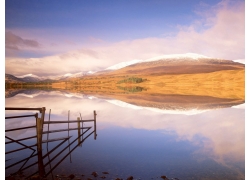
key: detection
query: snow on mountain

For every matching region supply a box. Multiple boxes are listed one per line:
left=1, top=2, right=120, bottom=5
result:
left=59, top=71, right=97, bottom=79
left=105, top=53, right=212, bottom=71
left=88, top=96, right=98, bottom=100
left=106, top=99, right=143, bottom=110
left=8, top=53, right=241, bottom=80
left=145, top=53, right=211, bottom=62
left=233, top=59, right=245, bottom=64
left=16, top=93, right=40, bottom=98
left=105, top=99, right=208, bottom=115
left=105, top=59, right=143, bottom=70
left=63, top=73, right=73, bottom=77
left=63, top=92, right=85, bottom=98
left=16, top=74, right=41, bottom=79
left=231, top=103, right=245, bottom=109
left=15, top=73, right=45, bottom=82
left=87, top=71, right=96, bottom=74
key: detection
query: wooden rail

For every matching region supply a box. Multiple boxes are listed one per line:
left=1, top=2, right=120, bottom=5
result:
left=5, top=107, right=97, bottom=178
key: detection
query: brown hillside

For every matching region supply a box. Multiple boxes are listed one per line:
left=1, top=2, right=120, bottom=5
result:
left=106, top=59, right=244, bottom=76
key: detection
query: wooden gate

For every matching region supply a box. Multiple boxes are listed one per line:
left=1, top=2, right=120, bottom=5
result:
left=5, top=107, right=97, bottom=179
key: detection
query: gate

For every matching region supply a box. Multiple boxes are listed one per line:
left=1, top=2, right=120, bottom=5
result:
left=5, top=107, right=97, bottom=179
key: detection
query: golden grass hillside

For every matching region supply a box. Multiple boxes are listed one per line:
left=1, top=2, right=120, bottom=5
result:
left=54, top=69, right=244, bottom=100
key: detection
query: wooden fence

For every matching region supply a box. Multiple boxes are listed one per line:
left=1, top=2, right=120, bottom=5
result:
left=5, top=107, right=97, bottom=179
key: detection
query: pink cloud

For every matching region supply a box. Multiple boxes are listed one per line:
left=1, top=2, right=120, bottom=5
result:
left=5, top=31, right=41, bottom=50
left=5, top=1, right=245, bottom=76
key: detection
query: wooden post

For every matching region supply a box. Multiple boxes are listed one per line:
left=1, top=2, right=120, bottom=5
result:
left=40, top=107, right=46, bottom=125
left=36, top=117, right=45, bottom=177
left=67, top=110, right=72, bottom=163
left=77, top=117, right=81, bottom=146
left=94, top=111, right=97, bottom=140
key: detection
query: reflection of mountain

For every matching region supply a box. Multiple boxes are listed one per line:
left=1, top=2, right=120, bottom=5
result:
left=5, top=74, right=25, bottom=83
left=96, top=93, right=244, bottom=114
left=5, top=89, right=245, bottom=173
left=5, top=89, right=52, bottom=98
left=5, top=89, right=244, bottom=114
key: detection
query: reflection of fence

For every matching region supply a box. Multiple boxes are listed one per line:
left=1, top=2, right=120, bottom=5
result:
left=5, top=107, right=97, bottom=179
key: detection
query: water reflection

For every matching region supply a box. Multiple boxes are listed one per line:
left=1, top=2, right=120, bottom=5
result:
left=5, top=89, right=245, bottom=179
left=5, top=107, right=97, bottom=179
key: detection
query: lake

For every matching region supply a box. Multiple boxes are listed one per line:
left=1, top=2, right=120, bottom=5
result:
left=5, top=89, right=245, bottom=180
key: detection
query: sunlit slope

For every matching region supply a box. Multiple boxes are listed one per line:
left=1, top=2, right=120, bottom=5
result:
left=53, top=69, right=244, bottom=100
left=139, top=69, right=245, bottom=100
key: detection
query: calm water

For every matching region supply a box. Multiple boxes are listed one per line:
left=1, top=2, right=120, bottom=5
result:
left=5, top=90, right=245, bottom=180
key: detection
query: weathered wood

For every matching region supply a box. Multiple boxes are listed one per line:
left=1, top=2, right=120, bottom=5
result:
left=42, top=127, right=92, bottom=134
left=5, top=135, right=37, bottom=144
left=6, top=151, right=37, bottom=170
left=20, top=138, right=70, bottom=173
left=28, top=128, right=92, bottom=179
left=5, top=144, right=37, bottom=154
left=94, top=110, right=97, bottom=140
left=5, top=136, right=36, bottom=154
left=5, top=107, right=43, bottom=111
left=43, top=119, right=95, bottom=124
left=5, top=113, right=38, bottom=119
left=43, top=128, right=93, bottom=177
left=5, top=106, right=97, bottom=178
left=78, top=117, right=81, bottom=146
left=42, top=136, right=72, bottom=143
left=5, top=125, right=36, bottom=132
left=36, top=117, right=45, bottom=177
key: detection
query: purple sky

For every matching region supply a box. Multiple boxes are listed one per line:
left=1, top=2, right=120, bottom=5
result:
left=4, top=0, right=245, bottom=76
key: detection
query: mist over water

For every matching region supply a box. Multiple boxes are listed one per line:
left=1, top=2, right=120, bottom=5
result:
left=5, top=90, right=245, bottom=180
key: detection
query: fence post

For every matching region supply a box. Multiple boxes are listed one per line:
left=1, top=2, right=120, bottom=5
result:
left=77, top=117, right=81, bottom=146
left=40, top=107, right=46, bottom=124
left=94, top=111, right=97, bottom=140
left=36, top=117, right=45, bottom=177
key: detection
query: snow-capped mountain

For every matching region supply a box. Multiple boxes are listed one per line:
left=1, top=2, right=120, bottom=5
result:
left=105, top=59, right=143, bottom=70
left=5, top=74, right=24, bottom=83
left=15, top=74, right=45, bottom=82
left=105, top=53, right=213, bottom=71
left=58, top=71, right=97, bottom=80
left=103, top=53, right=243, bottom=71
left=233, top=59, right=245, bottom=64
left=6, top=53, right=245, bottom=82
left=16, top=74, right=41, bottom=79
left=6, top=71, right=97, bottom=83
left=145, top=53, right=211, bottom=62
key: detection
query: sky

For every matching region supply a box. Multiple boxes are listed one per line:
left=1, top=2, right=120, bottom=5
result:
left=4, top=0, right=245, bottom=76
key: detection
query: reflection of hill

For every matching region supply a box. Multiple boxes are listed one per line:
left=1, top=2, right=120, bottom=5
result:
left=5, top=88, right=244, bottom=112
left=5, top=89, right=53, bottom=98
left=96, top=93, right=244, bottom=111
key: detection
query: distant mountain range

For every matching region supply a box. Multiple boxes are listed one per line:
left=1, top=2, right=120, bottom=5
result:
left=5, top=53, right=244, bottom=83
left=5, top=71, right=97, bottom=83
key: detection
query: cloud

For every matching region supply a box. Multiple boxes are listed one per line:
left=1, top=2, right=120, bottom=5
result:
left=5, top=0, right=244, bottom=76
left=5, top=31, right=40, bottom=50
left=5, top=51, right=104, bottom=76
left=5, top=91, right=245, bottom=166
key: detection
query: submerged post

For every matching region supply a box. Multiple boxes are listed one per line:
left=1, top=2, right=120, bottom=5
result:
left=36, top=117, right=45, bottom=177
left=77, top=117, right=81, bottom=146
left=94, top=110, right=97, bottom=140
